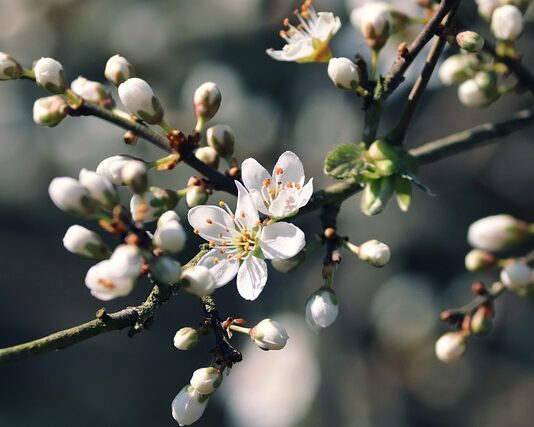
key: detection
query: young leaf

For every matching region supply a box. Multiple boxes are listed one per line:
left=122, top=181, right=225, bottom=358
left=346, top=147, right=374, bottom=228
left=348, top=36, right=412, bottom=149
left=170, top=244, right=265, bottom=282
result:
left=324, top=143, right=367, bottom=180
left=394, top=175, right=412, bottom=212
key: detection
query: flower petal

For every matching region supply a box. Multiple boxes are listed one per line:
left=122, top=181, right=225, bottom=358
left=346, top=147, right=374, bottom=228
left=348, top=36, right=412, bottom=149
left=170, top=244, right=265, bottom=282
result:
left=268, top=187, right=300, bottom=218
left=272, top=151, right=305, bottom=186
left=249, top=189, right=271, bottom=216
left=266, top=40, right=315, bottom=62
left=188, top=205, right=237, bottom=243
left=197, top=249, right=239, bottom=287
left=298, top=178, right=314, bottom=208
left=260, top=222, right=305, bottom=260
left=241, top=158, right=271, bottom=192
left=236, top=256, right=268, bottom=301
left=235, top=181, right=259, bottom=230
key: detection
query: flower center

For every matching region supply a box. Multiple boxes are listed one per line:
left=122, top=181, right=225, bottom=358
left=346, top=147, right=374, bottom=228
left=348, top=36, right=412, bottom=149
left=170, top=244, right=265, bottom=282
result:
left=260, top=168, right=301, bottom=209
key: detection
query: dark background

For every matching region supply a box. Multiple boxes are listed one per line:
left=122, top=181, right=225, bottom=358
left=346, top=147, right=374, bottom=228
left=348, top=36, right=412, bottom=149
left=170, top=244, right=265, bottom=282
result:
left=0, top=0, right=533, bottom=426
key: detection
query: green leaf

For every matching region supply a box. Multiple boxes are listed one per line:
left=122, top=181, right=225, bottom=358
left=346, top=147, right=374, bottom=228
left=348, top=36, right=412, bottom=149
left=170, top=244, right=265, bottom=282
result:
left=324, top=143, right=367, bottom=180
left=394, top=175, right=412, bottom=212
left=360, top=176, right=394, bottom=216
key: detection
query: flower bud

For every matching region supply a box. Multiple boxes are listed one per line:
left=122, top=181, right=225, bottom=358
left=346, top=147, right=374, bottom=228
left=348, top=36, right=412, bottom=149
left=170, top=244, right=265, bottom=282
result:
left=118, top=77, right=164, bottom=124
left=150, top=257, right=182, bottom=284
left=475, top=0, right=502, bottom=21
left=195, top=146, right=220, bottom=169
left=458, top=71, right=499, bottom=108
left=435, top=331, right=467, bottom=363
left=305, top=288, right=339, bottom=332
left=108, top=244, right=142, bottom=278
left=467, top=214, right=529, bottom=251
left=500, top=262, right=532, bottom=291
left=358, top=239, right=391, bottom=267
left=48, top=177, right=97, bottom=217
left=180, top=266, right=216, bottom=297
left=491, top=5, right=523, bottom=41
left=470, top=305, right=493, bottom=335
left=85, top=259, right=136, bottom=301
left=120, top=160, right=148, bottom=194
left=96, top=155, right=142, bottom=185
left=70, top=76, right=114, bottom=108
left=0, top=52, right=22, bottom=80
left=206, top=125, right=235, bottom=157
left=271, top=250, right=306, bottom=273
left=33, top=95, right=68, bottom=127
left=456, top=31, right=484, bottom=53
left=63, top=225, right=110, bottom=259
left=130, top=187, right=178, bottom=222
left=104, top=54, right=135, bottom=86
left=171, top=385, right=209, bottom=426
left=78, top=169, right=119, bottom=210
left=153, top=217, right=187, bottom=254
left=193, top=82, right=221, bottom=130
left=438, top=54, right=478, bottom=86
left=350, top=2, right=394, bottom=50
left=33, top=57, right=66, bottom=94
left=327, top=57, right=360, bottom=90
left=157, top=210, right=181, bottom=226
left=186, top=185, right=209, bottom=208
left=249, top=319, right=289, bottom=351
left=361, top=177, right=394, bottom=216
left=464, top=249, right=497, bottom=271
left=190, top=367, right=222, bottom=395
left=173, top=327, right=198, bottom=350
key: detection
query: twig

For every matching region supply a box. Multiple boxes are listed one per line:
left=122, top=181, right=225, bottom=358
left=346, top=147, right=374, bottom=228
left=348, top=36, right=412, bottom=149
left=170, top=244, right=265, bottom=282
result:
left=440, top=281, right=505, bottom=320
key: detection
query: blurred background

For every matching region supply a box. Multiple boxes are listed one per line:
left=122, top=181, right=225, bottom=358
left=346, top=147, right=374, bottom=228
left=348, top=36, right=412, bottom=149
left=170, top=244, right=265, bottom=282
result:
left=0, top=0, right=533, bottom=426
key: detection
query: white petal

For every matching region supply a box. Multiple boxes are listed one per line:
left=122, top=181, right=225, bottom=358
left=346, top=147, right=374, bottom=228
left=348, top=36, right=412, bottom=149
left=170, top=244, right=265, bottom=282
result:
left=236, top=256, right=268, bottom=301
left=188, top=205, right=237, bottom=243
left=272, top=151, right=305, bottom=186
left=298, top=178, right=314, bottom=208
left=249, top=189, right=271, bottom=216
left=266, top=40, right=315, bottom=62
left=235, top=181, right=259, bottom=230
left=260, top=222, right=305, bottom=260
left=241, top=158, right=270, bottom=192
left=313, top=12, right=341, bottom=41
left=198, top=249, right=239, bottom=287
left=268, top=187, right=300, bottom=218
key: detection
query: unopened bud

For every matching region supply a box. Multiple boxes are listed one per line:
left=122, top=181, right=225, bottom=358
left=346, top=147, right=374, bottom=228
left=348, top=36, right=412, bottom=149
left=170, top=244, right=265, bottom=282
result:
left=456, top=31, right=484, bottom=53
left=361, top=177, right=394, bottom=216
left=195, top=146, right=220, bottom=169
left=33, top=95, right=68, bottom=127
left=500, top=262, right=532, bottom=291
left=186, top=185, right=209, bottom=208
left=491, top=5, right=523, bottom=41
left=153, top=215, right=187, bottom=254
left=358, top=239, right=391, bottom=267
left=464, top=249, right=497, bottom=271
left=438, top=54, right=478, bottom=86
left=351, top=2, right=396, bottom=50
left=33, top=57, right=66, bottom=94
left=470, top=305, right=492, bottom=335
left=190, top=367, right=222, bottom=395
left=79, top=168, right=119, bottom=210
left=249, top=319, right=289, bottom=351
left=206, top=125, right=235, bottom=158
left=150, top=256, right=182, bottom=284
left=0, top=52, right=23, bottom=80
left=130, top=187, right=178, bottom=223
left=305, top=288, right=339, bottom=332
left=467, top=214, right=529, bottom=251
left=48, top=177, right=97, bottom=217
left=327, top=57, right=360, bottom=90
left=180, top=266, right=216, bottom=297
left=458, top=71, right=499, bottom=108
left=475, top=0, right=502, bottom=21
left=271, top=250, right=306, bottom=273
left=71, top=76, right=114, bottom=108
left=63, top=225, right=110, bottom=259
left=173, top=327, right=198, bottom=350
left=193, top=82, right=221, bottom=131
left=118, top=77, right=164, bottom=124
left=96, top=155, right=142, bottom=185
left=435, top=331, right=467, bottom=363
left=171, top=385, right=209, bottom=426
left=120, top=160, right=148, bottom=194
left=104, top=54, right=135, bottom=86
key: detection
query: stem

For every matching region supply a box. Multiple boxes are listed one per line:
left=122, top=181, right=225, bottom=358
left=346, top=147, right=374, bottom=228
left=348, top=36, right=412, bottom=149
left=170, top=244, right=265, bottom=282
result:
left=370, top=49, right=380, bottom=80
left=228, top=325, right=251, bottom=335
left=158, top=120, right=173, bottom=134
left=441, top=281, right=505, bottom=319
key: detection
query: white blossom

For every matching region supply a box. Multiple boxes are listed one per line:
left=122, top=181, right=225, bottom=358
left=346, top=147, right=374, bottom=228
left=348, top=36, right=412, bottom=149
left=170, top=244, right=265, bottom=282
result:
left=190, top=367, right=222, bottom=395
left=185, top=186, right=209, bottom=208
left=249, top=319, right=289, bottom=351
left=33, top=95, right=67, bottom=127
left=457, top=71, right=499, bottom=108
left=108, top=244, right=143, bottom=277
left=327, top=57, right=360, bottom=90
left=188, top=182, right=305, bottom=300
left=206, top=125, right=235, bottom=157
left=305, top=288, right=339, bottom=331
left=0, top=52, right=22, bottom=80
left=78, top=169, right=119, bottom=210
left=435, top=331, right=467, bottom=363
left=48, top=177, right=96, bottom=217
left=33, top=57, right=66, bottom=94
left=180, top=266, right=216, bottom=297
left=241, top=151, right=313, bottom=219
left=118, top=77, right=164, bottom=124
left=350, top=2, right=394, bottom=49
left=104, top=54, right=135, bottom=86
left=71, top=76, right=113, bottom=107
left=153, top=212, right=187, bottom=254
left=96, top=155, right=141, bottom=185
left=358, top=239, right=391, bottom=267
left=130, top=187, right=177, bottom=223
left=171, top=385, right=209, bottom=426
left=266, top=2, right=341, bottom=63
left=491, top=5, right=523, bottom=41
left=500, top=262, right=532, bottom=291
left=467, top=214, right=527, bottom=251
left=173, top=327, right=198, bottom=351
left=63, top=225, right=109, bottom=259
left=438, top=54, right=478, bottom=86
left=475, top=0, right=503, bottom=20
left=120, top=160, right=148, bottom=194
